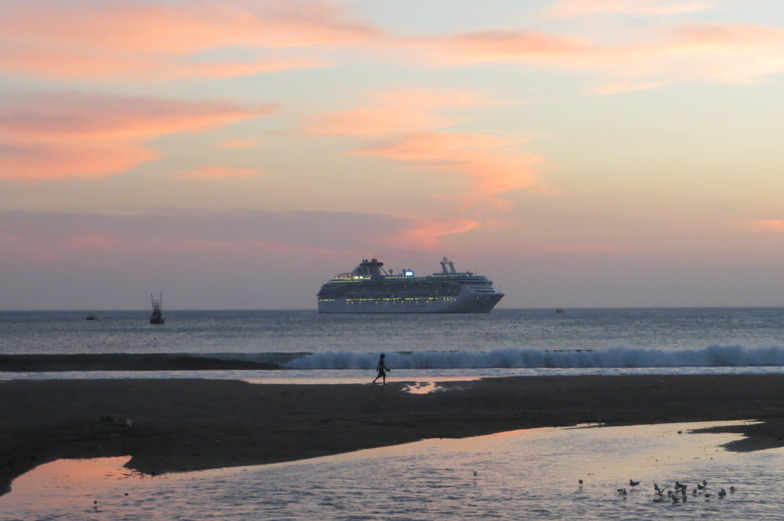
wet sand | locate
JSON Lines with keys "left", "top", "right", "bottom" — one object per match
{"left": 2, "top": 374, "right": 784, "bottom": 496}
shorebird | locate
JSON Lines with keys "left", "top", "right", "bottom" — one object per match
{"left": 629, "top": 479, "right": 640, "bottom": 488}
{"left": 718, "top": 488, "right": 727, "bottom": 498}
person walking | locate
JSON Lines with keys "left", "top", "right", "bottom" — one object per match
{"left": 373, "top": 353, "right": 390, "bottom": 385}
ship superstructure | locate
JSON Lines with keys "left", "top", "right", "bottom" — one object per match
{"left": 150, "top": 293, "right": 165, "bottom": 324}
{"left": 317, "top": 258, "right": 504, "bottom": 313}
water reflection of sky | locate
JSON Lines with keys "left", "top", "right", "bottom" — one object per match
{"left": 1, "top": 421, "right": 781, "bottom": 521}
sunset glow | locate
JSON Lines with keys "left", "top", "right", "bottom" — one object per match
{"left": 2, "top": 0, "right": 783, "bottom": 309}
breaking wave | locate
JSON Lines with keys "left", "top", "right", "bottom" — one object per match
{"left": 4, "top": 345, "right": 784, "bottom": 373}
{"left": 283, "top": 345, "right": 784, "bottom": 370}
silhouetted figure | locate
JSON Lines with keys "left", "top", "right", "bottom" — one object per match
{"left": 373, "top": 353, "right": 390, "bottom": 385}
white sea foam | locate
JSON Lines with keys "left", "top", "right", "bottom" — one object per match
{"left": 283, "top": 345, "right": 784, "bottom": 370}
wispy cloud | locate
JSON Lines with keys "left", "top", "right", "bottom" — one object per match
{"left": 744, "top": 219, "right": 784, "bottom": 233}
{"left": 0, "top": 209, "right": 425, "bottom": 262}
{"left": 426, "top": 30, "right": 590, "bottom": 65}
{"left": 305, "top": 89, "right": 485, "bottom": 136}
{"left": 0, "top": 91, "right": 271, "bottom": 180}
{"left": 384, "top": 216, "right": 479, "bottom": 251}
{"left": 305, "top": 89, "right": 544, "bottom": 210}
{"left": 354, "top": 132, "right": 543, "bottom": 211}
{"left": 547, "top": 0, "right": 713, "bottom": 17}
{"left": 303, "top": 88, "right": 545, "bottom": 247}
{"left": 402, "top": 20, "right": 784, "bottom": 88}
{"left": 0, "top": 0, "right": 380, "bottom": 80}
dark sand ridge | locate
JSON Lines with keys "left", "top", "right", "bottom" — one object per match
{"left": 2, "top": 374, "right": 784, "bottom": 496}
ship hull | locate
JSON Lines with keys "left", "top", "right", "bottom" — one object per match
{"left": 318, "top": 290, "right": 503, "bottom": 314}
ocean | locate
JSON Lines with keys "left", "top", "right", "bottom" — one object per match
{"left": 2, "top": 307, "right": 784, "bottom": 380}
{"left": 2, "top": 307, "right": 784, "bottom": 520}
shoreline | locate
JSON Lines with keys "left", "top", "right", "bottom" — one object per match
{"left": 3, "top": 374, "right": 784, "bottom": 496}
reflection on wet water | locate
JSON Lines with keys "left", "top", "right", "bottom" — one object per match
{"left": 1, "top": 421, "right": 782, "bottom": 521}
{"left": 402, "top": 381, "right": 442, "bottom": 394}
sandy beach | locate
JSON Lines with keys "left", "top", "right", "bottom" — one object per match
{"left": 2, "top": 374, "right": 784, "bottom": 496}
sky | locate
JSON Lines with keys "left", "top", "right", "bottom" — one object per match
{"left": 2, "top": 0, "right": 784, "bottom": 310}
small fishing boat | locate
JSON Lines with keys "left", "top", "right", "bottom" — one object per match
{"left": 150, "top": 293, "right": 165, "bottom": 324}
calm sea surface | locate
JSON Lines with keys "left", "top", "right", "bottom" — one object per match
{"left": 1, "top": 307, "right": 783, "bottom": 379}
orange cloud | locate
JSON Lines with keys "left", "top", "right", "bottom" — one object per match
{"left": 0, "top": 0, "right": 380, "bottom": 80}
{"left": 744, "top": 220, "right": 784, "bottom": 233}
{"left": 355, "top": 132, "right": 544, "bottom": 211}
{"left": 0, "top": 91, "right": 271, "bottom": 180}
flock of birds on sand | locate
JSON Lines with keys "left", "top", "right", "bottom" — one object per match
{"left": 582, "top": 478, "right": 737, "bottom": 503}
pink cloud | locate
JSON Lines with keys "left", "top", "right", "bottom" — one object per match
{"left": 0, "top": 142, "right": 159, "bottom": 181}
{"left": 61, "top": 234, "right": 121, "bottom": 251}
{"left": 649, "top": 23, "right": 784, "bottom": 83}
{"left": 0, "top": 0, "right": 380, "bottom": 80}
{"left": 404, "top": 21, "right": 784, "bottom": 87}
{"left": 547, "top": 0, "right": 712, "bottom": 17}
{"left": 0, "top": 91, "right": 271, "bottom": 180}
{"left": 410, "top": 30, "right": 590, "bottom": 67}
{"left": 305, "top": 89, "right": 485, "bottom": 136}
{"left": 305, "top": 88, "right": 546, "bottom": 234}
{"left": 306, "top": 88, "right": 543, "bottom": 203}
{"left": 385, "top": 217, "right": 479, "bottom": 251}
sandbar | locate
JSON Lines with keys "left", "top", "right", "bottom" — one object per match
{"left": 2, "top": 374, "right": 784, "bottom": 496}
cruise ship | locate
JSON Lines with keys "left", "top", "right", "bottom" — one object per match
{"left": 317, "top": 258, "right": 504, "bottom": 313}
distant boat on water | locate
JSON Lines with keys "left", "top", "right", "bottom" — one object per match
{"left": 85, "top": 314, "right": 97, "bottom": 320}
{"left": 150, "top": 293, "right": 165, "bottom": 324}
